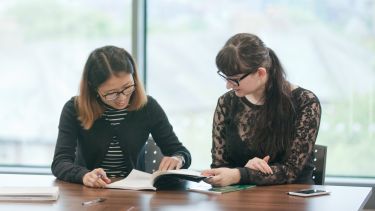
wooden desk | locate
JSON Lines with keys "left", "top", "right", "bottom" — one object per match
{"left": 0, "top": 174, "right": 372, "bottom": 211}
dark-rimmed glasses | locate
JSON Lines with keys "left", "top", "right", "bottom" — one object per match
{"left": 217, "top": 70, "right": 253, "bottom": 86}
{"left": 100, "top": 84, "right": 136, "bottom": 101}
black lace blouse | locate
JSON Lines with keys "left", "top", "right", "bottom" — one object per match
{"left": 211, "top": 87, "right": 321, "bottom": 185}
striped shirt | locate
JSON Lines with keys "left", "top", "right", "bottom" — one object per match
{"left": 99, "top": 106, "right": 129, "bottom": 178}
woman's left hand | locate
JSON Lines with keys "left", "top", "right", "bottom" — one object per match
{"left": 244, "top": 155, "right": 273, "bottom": 175}
{"left": 158, "top": 156, "right": 183, "bottom": 170}
{"left": 201, "top": 168, "right": 241, "bottom": 187}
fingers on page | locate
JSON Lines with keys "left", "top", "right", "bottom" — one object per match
{"left": 158, "top": 157, "right": 169, "bottom": 171}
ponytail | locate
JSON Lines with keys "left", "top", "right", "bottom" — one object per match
{"left": 255, "top": 47, "right": 296, "bottom": 160}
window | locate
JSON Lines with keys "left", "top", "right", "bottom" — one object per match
{"left": 0, "top": 0, "right": 131, "bottom": 166}
{"left": 147, "top": 0, "right": 375, "bottom": 176}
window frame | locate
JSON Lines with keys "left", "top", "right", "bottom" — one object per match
{"left": 2, "top": 0, "right": 375, "bottom": 187}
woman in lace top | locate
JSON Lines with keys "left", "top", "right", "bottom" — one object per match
{"left": 202, "top": 33, "right": 321, "bottom": 186}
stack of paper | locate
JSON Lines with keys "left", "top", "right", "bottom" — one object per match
{"left": 0, "top": 187, "right": 59, "bottom": 201}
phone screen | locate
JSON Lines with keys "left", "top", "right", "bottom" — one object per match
{"left": 288, "top": 189, "right": 330, "bottom": 197}
{"left": 295, "top": 189, "right": 326, "bottom": 194}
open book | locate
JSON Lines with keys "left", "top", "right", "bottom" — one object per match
{"left": 106, "top": 169, "right": 208, "bottom": 190}
{"left": 188, "top": 181, "right": 255, "bottom": 195}
{"left": 0, "top": 187, "right": 59, "bottom": 201}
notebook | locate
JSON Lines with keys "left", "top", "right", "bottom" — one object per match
{"left": 0, "top": 187, "right": 59, "bottom": 201}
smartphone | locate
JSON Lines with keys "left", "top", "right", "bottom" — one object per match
{"left": 288, "top": 189, "right": 330, "bottom": 197}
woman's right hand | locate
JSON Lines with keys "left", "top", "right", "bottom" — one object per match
{"left": 82, "top": 168, "right": 111, "bottom": 188}
{"left": 244, "top": 155, "right": 273, "bottom": 175}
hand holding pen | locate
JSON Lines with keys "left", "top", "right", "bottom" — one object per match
{"left": 83, "top": 168, "right": 111, "bottom": 188}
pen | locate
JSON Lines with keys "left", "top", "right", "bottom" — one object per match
{"left": 81, "top": 197, "right": 106, "bottom": 206}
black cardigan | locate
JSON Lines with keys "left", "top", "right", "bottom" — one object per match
{"left": 51, "top": 96, "right": 191, "bottom": 184}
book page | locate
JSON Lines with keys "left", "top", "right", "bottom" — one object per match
{"left": 106, "top": 169, "right": 156, "bottom": 190}
{"left": 151, "top": 169, "right": 208, "bottom": 186}
{"left": 152, "top": 169, "right": 207, "bottom": 188}
{"left": 188, "top": 181, "right": 255, "bottom": 194}
{"left": 152, "top": 169, "right": 203, "bottom": 179}
{"left": 106, "top": 169, "right": 207, "bottom": 191}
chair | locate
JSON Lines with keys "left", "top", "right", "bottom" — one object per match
{"left": 363, "top": 187, "right": 375, "bottom": 209}
{"left": 136, "top": 137, "right": 188, "bottom": 190}
{"left": 312, "top": 144, "right": 327, "bottom": 185}
{"left": 136, "top": 136, "right": 164, "bottom": 173}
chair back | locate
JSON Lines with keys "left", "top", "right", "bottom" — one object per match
{"left": 312, "top": 144, "right": 327, "bottom": 185}
{"left": 363, "top": 187, "right": 375, "bottom": 209}
{"left": 136, "top": 136, "right": 164, "bottom": 173}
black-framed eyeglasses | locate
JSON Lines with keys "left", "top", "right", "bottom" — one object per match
{"left": 99, "top": 84, "right": 136, "bottom": 101}
{"left": 217, "top": 70, "right": 253, "bottom": 86}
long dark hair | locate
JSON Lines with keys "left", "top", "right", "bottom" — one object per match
{"left": 216, "top": 33, "right": 296, "bottom": 159}
{"left": 76, "top": 45, "right": 147, "bottom": 129}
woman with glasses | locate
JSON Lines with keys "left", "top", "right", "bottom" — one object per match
{"left": 51, "top": 46, "right": 191, "bottom": 188}
{"left": 202, "top": 33, "right": 321, "bottom": 186}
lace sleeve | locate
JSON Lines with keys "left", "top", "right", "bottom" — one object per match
{"left": 211, "top": 96, "right": 230, "bottom": 168}
{"left": 238, "top": 95, "right": 321, "bottom": 185}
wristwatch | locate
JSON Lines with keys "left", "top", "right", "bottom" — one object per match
{"left": 173, "top": 154, "right": 185, "bottom": 166}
